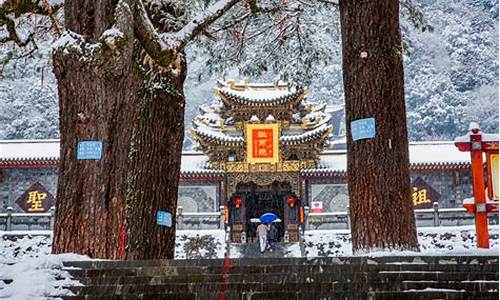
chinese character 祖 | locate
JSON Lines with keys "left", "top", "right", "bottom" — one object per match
{"left": 412, "top": 187, "right": 431, "bottom": 206}
{"left": 258, "top": 148, "right": 269, "bottom": 156}
{"left": 27, "top": 191, "right": 46, "bottom": 212}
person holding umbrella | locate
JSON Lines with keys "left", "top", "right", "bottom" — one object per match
{"left": 267, "top": 223, "right": 277, "bottom": 252}
{"left": 256, "top": 221, "right": 269, "bottom": 253}
{"left": 257, "top": 212, "right": 279, "bottom": 253}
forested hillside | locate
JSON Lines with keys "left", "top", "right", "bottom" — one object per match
{"left": 0, "top": 0, "right": 497, "bottom": 147}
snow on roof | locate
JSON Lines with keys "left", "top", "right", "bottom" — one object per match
{"left": 192, "top": 126, "right": 244, "bottom": 144}
{"left": 0, "top": 140, "right": 471, "bottom": 172}
{"left": 281, "top": 124, "right": 332, "bottom": 143}
{"left": 454, "top": 132, "right": 499, "bottom": 143}
{"left": 0, "top": 139, "right": 60, "bottom": 161}
{"left": 219, "top": 86, "right": 304, "bottom": 104}
{"left": 180, "top": 151, "right": 218, "bottom": 174}
{"left": 325, "top": 104, "right": 344, "bottom": 113}
{"left": 0, "top": 140, "right": 219, "bottom": 174}
{"left": 310, "top": 141, "right": 471, "bottom": 173}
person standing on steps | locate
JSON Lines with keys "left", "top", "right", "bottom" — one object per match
{"left": 267, "top": 223, "right": 277, "bottom": 252}
{"left": 257, "top": 222, "right": 269, "bottom": 253}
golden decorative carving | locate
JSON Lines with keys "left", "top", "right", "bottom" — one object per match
{"left": 220, "top": 160, "right": 316, "bottom": 173}
{"left": 227, "top": 172, "right": 300, "bottom": 197}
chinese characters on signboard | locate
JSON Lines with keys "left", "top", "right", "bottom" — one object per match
{"left": 411, "top": 177, "right": 441, "bottom": 208}
{"left": 252, "top": 129, "right": 274, "bottom": 158}
{"left": 156, "top": 210, "right": 172, "bottom": 227}
{"left": 77, "top": 141, "right": 103, "bottom": 160}
{"left": 351, "top": 117, "right": 376, "bottom": 141}
{"left": 246, "top": 123, "right": 279, "bottom": 164}
{"left": 15, "top": 182, "right": 56, "bottom": 213}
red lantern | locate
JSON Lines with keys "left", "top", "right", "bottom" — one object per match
{"left": 287, "top": 196, "right": 297, "bottom": 208}
{"left": 233, "top": 197, "right": 242, "bottom": 209}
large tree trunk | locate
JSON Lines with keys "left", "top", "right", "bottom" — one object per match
{"left": 52, "top": 0, "right": 186, "bottom": 259}
{"left": 339, "top": 0, "right": 419, "bottom": 252}
{"left": 52, "top": 0, "right": 136, "bottom": 258}
{"left": 124, "top": 54, "right": 186, "bottom": 260}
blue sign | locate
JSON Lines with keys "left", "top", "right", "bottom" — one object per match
{"left": 77, "top": 141, "right": 103, "bottom": 160}
{"left": 157, "top": 210, "right": 172, "bottom": 227}
{"left": 351, "top": 117, "right": 376, "bottom": 141}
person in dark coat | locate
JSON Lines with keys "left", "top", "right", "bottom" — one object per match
{"left": 267, "top": 223, "right": 278, "bottom": 252}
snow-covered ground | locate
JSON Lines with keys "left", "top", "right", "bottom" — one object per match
{"left": 303, "top": 225, "right": 499, "bottom": 258}
{"left": 0, "top": 226, "right": 498, "bottom": 299}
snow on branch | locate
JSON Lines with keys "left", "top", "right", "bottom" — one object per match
{"left": 245, "top": 0, "right": 280, "bottom": 13}
{"left": 133, "top": 0, "right": 239, "bottom": 67}
{"left": 52, "top": 0, "right": 132, "bottom": 62}
{"left": 133, "top": 0, "right": 175, "bottom": 66}
{"left": 167, "top": 0, "right": 240, "bottom": 51}
{"left": 0, "top": 0, "right": 62, "bottom": 47}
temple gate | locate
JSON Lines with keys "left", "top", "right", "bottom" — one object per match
{"left": 192, "top": 79, "right": 332, "bottom": 243}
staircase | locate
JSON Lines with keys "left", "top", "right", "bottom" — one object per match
{"left": 55, "top": 256, "right": 498, "bottom": 300}
{"left": 236, "top": 242, "right": 287, "bottom": 258}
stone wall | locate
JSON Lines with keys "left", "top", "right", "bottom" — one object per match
{"left": 0, "top": 167, "right": 474, "bottom": 214}
{"left": 0, "top": 168, "right": 221, "bottom": 213}
{"left": 0, "top": 168, "right": 59, "bottom": 212}
{"left": 308, "top": 170, "right": 474, "bottom": 212}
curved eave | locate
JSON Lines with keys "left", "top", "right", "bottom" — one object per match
{"left": 191, "top": 129, "right": 244, "bottom": 147}
{"left": 180, "top": 169, "right": 225, "bottom": 180}
{"left": 0, "top": 158, "right": 59, "bottom": 169}
{"left": 281, "top": 125, "right": 332, "bottom": 146}
{"left": 301, "top": 162, "right": 471, "bottom": 178}
{"left": 217, "top": 88, "right": 307, "bottom": 107}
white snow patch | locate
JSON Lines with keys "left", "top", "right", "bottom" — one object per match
{"left": 0, "top": 235, "right": 89, "bottom": 299}
{"left": 302, "top": 225, "right": 499, "bottom": 258}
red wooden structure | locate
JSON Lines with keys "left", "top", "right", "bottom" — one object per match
{"left": 455, "top": 122, "right": 499, "bottom": 248}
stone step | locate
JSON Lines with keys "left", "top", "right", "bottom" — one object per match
{"left": 77, "top": 271, "right": 499, "bottom": 286}
{"left": 400, "top": 280, "right": 499, "bottom": 292}
{"left": 67, "top": 280, "right": 499, "bottom": 297}
{"left": 62, "top": 256, "right": 499, "bottom": 269}
{"left": 65, "top": 263, "right": 499, "bottom": 278}
{"left": 55, "top": 290, "right": 499, "bottom": 300}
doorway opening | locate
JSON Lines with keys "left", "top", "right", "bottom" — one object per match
{"left": 235, "top": 181, "right": 292, "bottom": 243}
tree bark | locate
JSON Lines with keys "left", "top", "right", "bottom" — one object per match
{"left": 52, "top": 0, "right": 136, "bottom": 258}
{"left": 124, "top": 53, "right": 186, "bottom": 260}
{"left": 52, "top": 0, "right": 187, "bottom": 259}
{"left": 339, "top": 0, "right": 419, "bottom": 252}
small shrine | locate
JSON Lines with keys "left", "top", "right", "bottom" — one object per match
{"left": 192, "top": 79, "right": 333, "bottom": 242}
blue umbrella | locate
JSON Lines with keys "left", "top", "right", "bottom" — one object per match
{"left": 259, "top": 212, "right": 279, "bottom": 224}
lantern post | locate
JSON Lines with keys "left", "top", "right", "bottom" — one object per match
{"left": 454, "top": 122, "right": 499, "bottom": 249}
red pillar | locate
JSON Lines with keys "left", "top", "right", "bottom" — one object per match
{"left": 469, "top": 132, "right": 489, "bottom": 249}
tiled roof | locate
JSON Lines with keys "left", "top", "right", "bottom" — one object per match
{"left": 301, "top": 141, "right": 472, "bottom": 177}
{"left": 218, "top": 87, "right": 306, "bottom": 107}
{"left": 0, "top": 140, "right": 473, "bottom": 176}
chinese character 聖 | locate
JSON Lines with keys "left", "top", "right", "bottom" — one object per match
{"left": 27, "top": 191, "right": 46, "bottom": 212}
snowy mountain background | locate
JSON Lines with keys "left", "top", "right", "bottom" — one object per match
{"left": 0, "top": 0, "right": 498, "bottom": 148}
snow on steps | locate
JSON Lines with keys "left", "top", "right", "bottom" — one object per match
{"left": 52, "top": 256, "right": 498, "bottom": 299}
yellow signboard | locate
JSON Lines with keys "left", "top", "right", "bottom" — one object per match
{"left": 490, "top": 154, "right": 499, "bottom": 200}
{"left": 245, "top": 123, "right": 280, "bottom": 164}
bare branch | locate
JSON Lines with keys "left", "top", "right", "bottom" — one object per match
{"left": 245, "top": 0, "right": 280, "bottom": 14}
{"left": 133, "top": 0, "right": 240, "bottom": 67}
{"left": 166, "top": 0, "right": 241, "bottom": 51}
{"left": 132, "top": 0, "right": 176, "bottom": 67}
{"left": 0, "top": 0, "right": 63, "bottom": 46}
{"left": 313, "top": 0, "right": 339, "bottom": 6}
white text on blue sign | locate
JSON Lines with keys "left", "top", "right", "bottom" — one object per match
{"left": 351, "top": 118, "right": 376, "bottom": 141}
{"left": 157, "top": 211, "right": 172, "bottom": 227}
{"left": 77, "top": 141, "right": 103, "bottom": 160}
